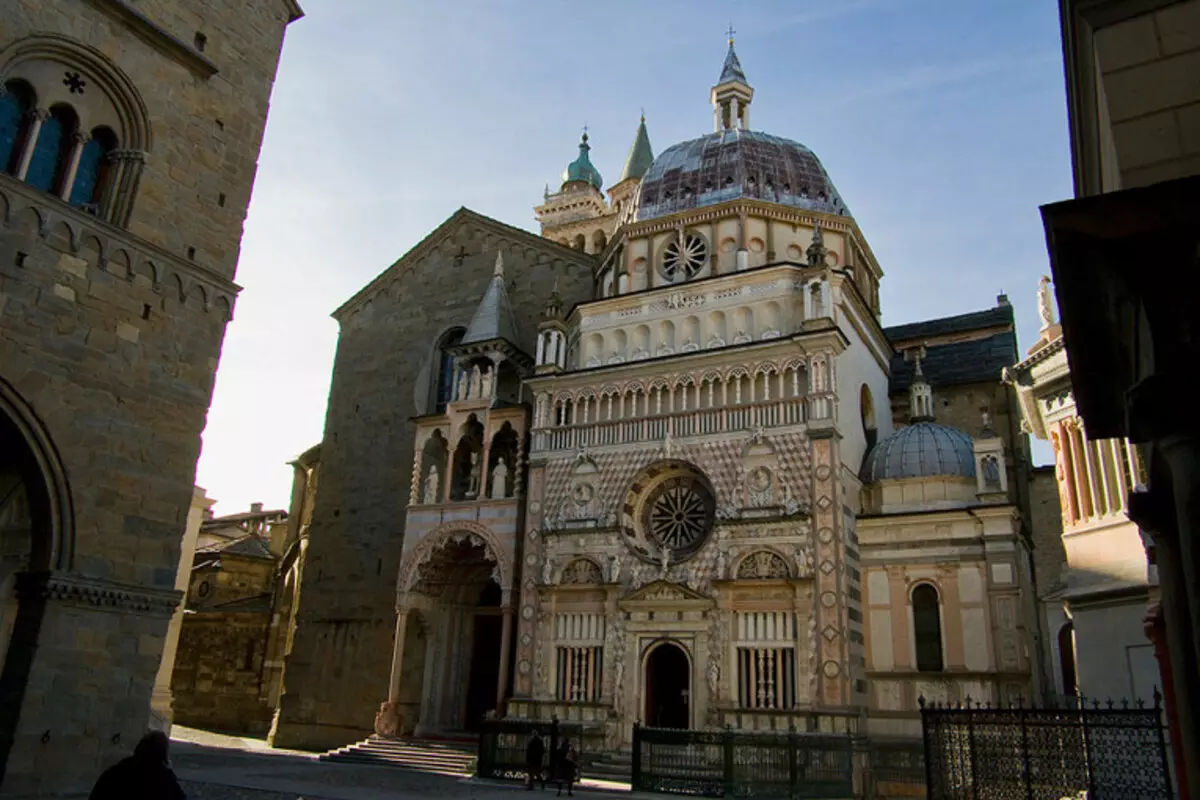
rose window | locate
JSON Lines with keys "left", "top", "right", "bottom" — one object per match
{"left": 641, "top": 476, "right": 715, "bottom": 557}
{"left": 661, "top": 234, "right": 707, "bottom": 282}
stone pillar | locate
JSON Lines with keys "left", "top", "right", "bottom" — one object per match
{"left": 495, "top": 603, "right": 515, "bottom": 713}
{"left": 149, "top": 487, "right": 213, "bottom": 733}
{"left": 57, "top": 132, "right": 90, "bottom": 202}
{"left": 731, "top": 97, "right": 740, "bottom": 129}
{"left": 14, "top": 109, "right": 49, "bottom": 180}
{"left": 375, "top": 607, "right": 410, "bottom": 736}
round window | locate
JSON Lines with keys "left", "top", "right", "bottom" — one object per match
{"left": 661, "top": 234, "right": 708, "bottom": 282}
{"left": 642, "top": 476, "right": 715, "bottom": 556}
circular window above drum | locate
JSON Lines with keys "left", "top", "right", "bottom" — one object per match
{"left": 660, "top": 234, "right": 708, "bottom": 282}
{"left": 620, "top": 461, "right": 717, "bottom": 565}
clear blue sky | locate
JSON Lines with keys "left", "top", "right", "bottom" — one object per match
{"left": 196, "top": 0, "right": 1070, "bottom": 514}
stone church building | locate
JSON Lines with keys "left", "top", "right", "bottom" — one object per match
{"left": 271, "top": 42, "right": 1045, "bottom": 752}
{"left": 0, "top": 1, "right": 300, "bottom": 794}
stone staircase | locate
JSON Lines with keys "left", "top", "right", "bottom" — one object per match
{"left": 582, "top": 748, "right": 632, "bottom": 782}
{"left": 320, "top": 736, "right": 477, "bottom": 776}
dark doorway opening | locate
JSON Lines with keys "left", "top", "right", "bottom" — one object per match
{"left": 464, "top": 580, "right": 501, "bottom": 730}
{"left": 645, "top": 642, "right": 689, "bottom": 728}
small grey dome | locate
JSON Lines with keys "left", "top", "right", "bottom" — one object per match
{"left": 861, "top": 422, "right": 975, "bottom": 483}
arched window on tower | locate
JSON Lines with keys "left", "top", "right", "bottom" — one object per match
{"left": 0, "top": 80, "right": 36, "bottom": 175}
{"left": 433, "top": 328, "right": 465, "bottom": 413}
{"left": 912, "top": 583, "right": 944, "bottom": 672}
{"left": 68, "top": 126, "right": 118, "bottom": 211}
{"left": 25, "top": 104, "right": 78, "bottom": 194}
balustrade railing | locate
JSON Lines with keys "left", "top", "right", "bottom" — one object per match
{"left": 533, "top": 395, "right": 829, "bottom": 452}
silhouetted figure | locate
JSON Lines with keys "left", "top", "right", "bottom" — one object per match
{"left": 555, "top": 737, "right": 577, "bottom": 797}
{"left": 89, "top": 730, "right": 186, "bottom": 800}
{"left": 525, "top": 729, "right": 546, "bottom": 791}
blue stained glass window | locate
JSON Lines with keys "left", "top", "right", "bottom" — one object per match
{"left": 25, "top": 113, "right": 64, "bottom": 192}
{"left": 434, "top": 328, "right": 465, "bottom": 412}
{"left": 68, "top": 137, "right": 104, "bottom": 207}
{"left": 0, "top": 92, "right": 23, "bottom": 174}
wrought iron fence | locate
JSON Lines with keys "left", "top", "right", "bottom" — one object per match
{"left": 631, "top": 723, "right": 857, "bottom": 798}
{"left": 920, "top": 692, "right": 1174, "bottom": 800}
{"left": 476, "top": 717, "right": 585, "bottom": 783}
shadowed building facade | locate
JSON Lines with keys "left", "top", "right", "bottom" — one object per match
{"left": 0, "top": 1, "right": 300, "bottom": 793}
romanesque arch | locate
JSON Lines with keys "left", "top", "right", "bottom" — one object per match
{"left": 396, "top": 520, "right": 511, "bottom": 601}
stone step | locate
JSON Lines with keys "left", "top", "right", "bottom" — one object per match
{"left": 320, "top": 737, "right": 477, "bottom": 777}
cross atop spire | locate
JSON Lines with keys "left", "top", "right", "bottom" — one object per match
{"left": 726, "top": 23, "right": 736, "bottom": 44}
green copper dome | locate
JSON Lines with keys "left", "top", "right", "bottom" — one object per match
{"left": 562, "top": 132, "right": 603, "bottom": 189}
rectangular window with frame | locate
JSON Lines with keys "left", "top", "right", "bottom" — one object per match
{"left": 736, "top": 647, "right": 797, "bottom": 710}
{"left": 556, "top": 646, "right": 603, "bottom": 703}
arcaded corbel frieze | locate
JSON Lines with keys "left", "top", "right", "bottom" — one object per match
{"left": 16, "top": 571, "right": 181, "bottom": 618}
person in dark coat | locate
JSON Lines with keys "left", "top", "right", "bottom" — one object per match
{"left": 554, "top": 737, "right": 577, "bottom": 797}
{"left": 525, "top": 729, "right": 546, "bottom": 790}
{"left": 89, "top": 730, "right": 186, "bottom": 800}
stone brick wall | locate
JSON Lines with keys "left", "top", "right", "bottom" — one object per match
{"left": 0, "top": 1, "right": 296, "bottom": 793}
{"left": 270, "top": 211, "right": 595, "bottom": 750}
{"left": 170, "top": 610, "right": 274, "bottom": 735}
{"left": 1027, "top": 465, "right": 1066, "bottom": 595}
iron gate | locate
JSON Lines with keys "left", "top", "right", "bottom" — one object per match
{"left": 920, "top": 693, "right": 1174, "bottom": 799}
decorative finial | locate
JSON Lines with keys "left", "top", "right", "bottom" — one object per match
{"left": 640, "top": 108, "right": 645, "bottom": 123}
{"left": 726, "top": 23, "right": 736, "bottom": 45}
{"left": 493, "top": 251, "right": 504, "bottom": 278}
{"left": 581, "top": 123, "right": 588, "bottom": 144}
{"left": 806, "top": 222, "right": 827, "bottom": 267}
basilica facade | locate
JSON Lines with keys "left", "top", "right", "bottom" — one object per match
{"left": 272, "top": 41, "right": 1044, "bottom": 752}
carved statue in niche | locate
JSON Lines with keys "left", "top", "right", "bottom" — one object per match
{"left": 479, "top": 367, "right": 494, "bottom": 400}
{"left": 470, "top": 365, "right": 482, "bottom": 399}
{"left": 783, "top": 483, "right": 802, "bottom": 516}
{"left": 489, "top": 460, "right": 508, "bottom": 499}
{"left": 455, "top": 367, "right": 468, "bottom": 401}
{"left": 681, "top": 338, "right": 699, "bottom": 353}
{"left": 707, "top": 334, "right": 725, "bottom": 349}
{"left": 715, "top": 549, "right": 728, "bottom": 580}
{"left": 542, "top": 557, "right": 555, "bottom": 585}
{"left": 733, "top": 330, "right": 751, "bottom": 344}
{"left": 467, "top": 452, "right": 481, "bottom": 498}
{"left": 659, "top": 545, "right": 671, "bottom": 578}
{"left": 633, "top": 347, "right": 650, "bottom": 361}
{"left": 707, "top": 659, "right": 720, "bottom": 699}
{"left": 423, "top": 466, "right": 440, "bottom": 505}
{"left": 793, "top": 546, "right": 814, "bottom": 578}
{"left": 609, "top": 554, "right": 621, "bottom": 583}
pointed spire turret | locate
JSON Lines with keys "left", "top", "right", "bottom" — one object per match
{"left": 904, "top": 345, "right": 935, "bottom": 423}
{"left": 462, "top": 252, "right": 519, "bottom": 347}
{"left": 619, "top": 114, "right": 654, "bottom": 183}
{"left": 711, "top": 30, "right": 753, "bottom": 131}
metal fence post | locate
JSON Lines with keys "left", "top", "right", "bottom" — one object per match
{"left": 919, "top": 697, "right": 935, "bottom": 799}
{"left": 1080, "top": 700, "right": 1095, "bottom": 797}
{"left": 1019, "top": 703, "right": 1033, "bottom": 800}
{"left": 723, "top": 725, "right": 735, "bottom": 797}
{"left": 631, "top": 722, "right": 642, "bottom": 790}
{"left": 967, "top": 702, "right": 979, "bottom": 800}
{"left": 788, "top": 722, "right": 798, "bottom": 799}
{"left": 550, "top": 716, "right": 559, "bottom": 785}
{"left": 1153, "top": 688, "right": 1175, "bottom": 800}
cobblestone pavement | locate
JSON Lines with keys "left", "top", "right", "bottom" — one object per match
{"left": 166, "top": 730, "right": 625, "bottom": 800}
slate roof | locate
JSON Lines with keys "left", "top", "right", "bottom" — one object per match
{"left": 884, "top": 306, "right": 1013, "bottom": 344}
{"left": 462, "top": 254, "right": 520, "bottom": 346}
{"left": 888, "top": 331, "right": 1019, "bottom": 392}
{"left": 196, "top": 534, "right": 275, "bottom": 561}
{"left": 718, "top": 42, "right": 748, "bottom": 84}
{"left": 619, "top": 116, "right": 654, "bottom": 183}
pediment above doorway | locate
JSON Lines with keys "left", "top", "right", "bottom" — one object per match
{"left": 620, "top": 580, "right": 714, "bottom": 610}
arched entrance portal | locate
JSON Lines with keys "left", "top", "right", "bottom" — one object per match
{"left": 644, "top": 641, "right": 690, "bottom": 729}
{"left": 397, "top": 533, "right": 512, "bottom": 735}
{"left": 0, "top": 378, "right": 72, "bottom": 783}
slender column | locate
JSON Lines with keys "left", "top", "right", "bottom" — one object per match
{"left": 731, "top": 97, "right": 740, "bottom": 129}
{"left": 496, "top": 604, "right": 515, "bottom": 711}
{"left": 536, "top": 334, "right": 546, "bottom": 365}
{"left": 387, "top": 608, "right": 410, "bottom": 703}
{"left": 803, "top": 283, "right": 813, "bottom": 320}
{"left": 15, "top": 108, "right": 50, "bottom": 180}
{"left": 766, "top": 220, "right": 776, "bottom": 261}
{"left": 1068, "top": 422, "right": 1093, "bottom": 519}
{"left": 1055, "top": 423, "right": 1079, "bottom": 525}
{"left": 1111, "top": 439, "right": 1129, "bottom": 511}
{"left": 57, "top": 131, "right": 90, "bottom": 201}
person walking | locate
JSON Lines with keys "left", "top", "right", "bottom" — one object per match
{"left": 555, "top": 737, "right": 578, "bottom": 797}
{"left": 89, "top": 730, "right": 186, "bottom": 800}
{"left": 525, "top": 728, "right": 546, "bottom": 791}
